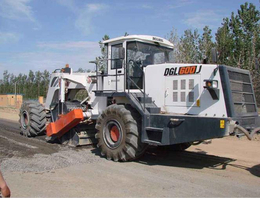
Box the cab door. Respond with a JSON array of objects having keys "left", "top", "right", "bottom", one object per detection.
[
  {"left": 103, "top": 43, "right": 125, "bottom": 92},
  {"left": 126, "top": 41, "right": 144, "bottom": 90}
]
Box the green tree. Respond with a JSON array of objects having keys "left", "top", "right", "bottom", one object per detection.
[
  {"left": 42, "top": 70, "right": 50, "bottom": 97},
  {"left": 216, "top": 17, "right": 234, "bottom": 65},
  {"left": 216, "top": 2, "right": 260, "bottom": 69},
  {"left": 216, "top": 2, "right": 260, "bottom": 104},
  {"left": 166, "top": 27, "right": 181, "bottom": 62},
  {"left": 0, "top": 70, "right": 50, "bottom": 100},
  {"left": 2, "top": 70, "right": 10, "bottom": 93},
  {"left": 199, "top": 26, "right": 215, "bottom": 63},
  {"left": 96, "top": 34, "right": 110, "bottom": 72},
  {"left": 35, "top": 71, "right": 42, "bottom": 97},
  {"left": 179, "top": 29, "right": 201, "bottom": 63}
]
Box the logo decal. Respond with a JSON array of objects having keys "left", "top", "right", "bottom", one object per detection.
[
  {"left": 164, "top": 65, "right": 202, "bottom": 76},
  {"left": 152, "top": 37, "right": 163, "bottom": 42}
]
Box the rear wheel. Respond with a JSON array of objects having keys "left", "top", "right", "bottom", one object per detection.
[
  {"left": 95, "top": 104, "right": 147, "bottom": 161},
  {"left": 19, "top": 101, "right": 46, "bottom": 137}
]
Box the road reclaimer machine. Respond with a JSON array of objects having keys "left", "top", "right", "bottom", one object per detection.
[{"left": 19, "top": 35, "right": 260, "bottom": 161}]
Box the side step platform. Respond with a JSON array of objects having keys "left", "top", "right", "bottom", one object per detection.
[
  {"left": 143, "top": 127, "right": 163, "bottom": 145},
  {"left": 129, "top": 93, "right": 161, "bottom": 114}
]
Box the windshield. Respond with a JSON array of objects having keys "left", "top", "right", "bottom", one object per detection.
[{"left": 127, "top": 41, "right": 174, "bottom": 67}]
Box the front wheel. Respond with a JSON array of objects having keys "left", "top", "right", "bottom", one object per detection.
[
  {"left": 95, "top": 104, "right": 147, "bottom": 161},
  {"left": 19, "top": 101, "right": 46, "bottom": 137}
]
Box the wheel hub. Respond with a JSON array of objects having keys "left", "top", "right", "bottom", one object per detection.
[
  {"left": 110, "top": 125, "right": 120, "bottom": 142},
  {"left": 103, "top": 120, "right": 123, "bottom": 149},
  {"left": 21, "top": 110, "right": 29, "bottom": 129}
]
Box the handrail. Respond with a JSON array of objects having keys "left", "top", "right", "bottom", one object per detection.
[
  {"left": 94, "top": 59, "right": 147, "bottom": 113},
  {"left": 127, "top": 77, "right": 146, "bottom": 111},
  {"left": 126, "top": 64, "right": 146, "bottom": 112},
  {"left": 95, "top": 73, "right": 124, "bottom": 92}
]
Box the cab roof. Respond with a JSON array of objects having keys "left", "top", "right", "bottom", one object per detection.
[{"left": 102, "top": 35, "right": 174, "bottom": 48}]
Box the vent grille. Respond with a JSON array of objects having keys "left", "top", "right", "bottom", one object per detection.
[
  {"left": 228, "top": 70, "right": 256, "bottom": 114},
  {"left": 181, "top": 92, "right": 185, "bottom": 102},
  {"left": 189, "top": 79, "right": 194, "bottom": 89},
  {"left": 173, "top": 92, "right": 178, "bottom": 102},
  {"left": 228, "top": 71, "right": 250, "bottom": 83},
  {"left": 173, "top": 80, "right": 178, "bottom": 90},
  {"left": 181, "top": 80, "right": 186, "bottom": 89},
  {"left": 230, "top": 82, "right": 252, "bottom": 93},
  {"left": 240, "top": 118, "right": 256, "bottom": 126},
  {"left": 188, "top": 92, "right": 194, "bottom": 102}
]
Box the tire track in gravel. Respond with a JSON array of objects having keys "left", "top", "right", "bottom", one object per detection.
[
  {"left": 0, "top": 118, "right": 102, "bottom": 173},
  {"left": 0, "top": 119, "right": 61, "bottom": 161}
]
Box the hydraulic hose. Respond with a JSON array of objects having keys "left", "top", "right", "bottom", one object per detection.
[
  {"left": 250, "top": 127, "right": 260, "bottom": 139},
  {"left": 234, "top": 125, "right": 260, "bottom": 140}
]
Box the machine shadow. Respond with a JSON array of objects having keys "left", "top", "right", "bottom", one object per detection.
[
  {"left": 90, "top": 146, "right": 235, "bottom": 170},
  {"left": 247, "top": 164, "right": 260, "bottom": 177},
  {"left": 137, "top": 147, "right": 235, "bottom": 170},
  {"left": 90, "top": 147, "right": 260, "bottom": 177}
]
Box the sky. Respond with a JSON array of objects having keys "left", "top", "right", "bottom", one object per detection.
[{"left": 0, "top": 0, "right": 259, "bottom": 78}]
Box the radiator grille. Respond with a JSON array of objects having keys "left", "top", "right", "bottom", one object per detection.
[
  {"left": 240, "top": 118, "right": 256, "bottom": 126},
  {"left": 228, "top": 71, "right": 251, "bottom": 83},
  {"left": 228, "top": 70, "right": 256, "bottom": 114}
]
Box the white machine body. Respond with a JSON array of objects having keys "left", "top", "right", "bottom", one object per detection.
[
  {"left": 45, "top": 71, "right": 107, "bottom": 119},
  {"left": 145, "top": 64, "right": 227, "bottom": 118},
  {"left": 45, "top": 35, "right": 257, "bottom": 126},
  {"left": 42, "top": 34, "right": 259, "bottom": 149}
]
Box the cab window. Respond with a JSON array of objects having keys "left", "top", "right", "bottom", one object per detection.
[{"left": 111, "top": 44, "right": 123, "bottom": 69}]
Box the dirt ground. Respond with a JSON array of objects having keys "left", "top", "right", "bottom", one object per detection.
[{"left": 0, "top": 106, "right": 260, "bottom": 197}]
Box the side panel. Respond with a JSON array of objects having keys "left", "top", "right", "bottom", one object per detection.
[
  {"left": 145, "top": 64, "right": 228, "bottom": 117},
  {"left": 143, "top": 114, "right": 229, "bottom": 145}
]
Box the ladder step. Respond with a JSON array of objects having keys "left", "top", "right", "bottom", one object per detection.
[
  {"left": 145, "top": 127, "right": 163, "bottom": 143},
  {"left": 137, "top": 96, "right": 152, "bottom": 103},
  {"left": 146, "top": 107, "right": 160, "bottom": 114}
]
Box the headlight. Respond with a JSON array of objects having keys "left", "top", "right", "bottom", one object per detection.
[
  {"left": 204, "top": 80, "right": 218, "bottom": 89},
  {"left": 203, "top": 80, "right": 219, "bottom": 100}
]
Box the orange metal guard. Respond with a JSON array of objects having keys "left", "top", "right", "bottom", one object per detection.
[{"left": 46, "top": 109, "right": 84, "bottom": 137}]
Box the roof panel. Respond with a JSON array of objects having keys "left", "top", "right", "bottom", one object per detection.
[{"left": 102, "top": 35, "right": 174, "bottom": 48}]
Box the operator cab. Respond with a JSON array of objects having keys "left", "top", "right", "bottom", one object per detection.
[{"left": 99, "top": 35, "right": 174, "bottom": 92}]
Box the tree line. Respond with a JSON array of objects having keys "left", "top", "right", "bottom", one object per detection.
[
  {"left": 0, "top": 2, "right": 259, "bottom": 103},
  {"left": 0, "top": 70, "right": 51, "bottom": 99},
  {"left": 167, "top": 2, "right": 260, "bottom": 104}
]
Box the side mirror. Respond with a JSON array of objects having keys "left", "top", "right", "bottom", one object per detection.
[{"left": 119, "top": 47, "right": 125, "bottom": 59}]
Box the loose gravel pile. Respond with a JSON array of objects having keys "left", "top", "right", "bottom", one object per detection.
[{"left": 1, "top": 147, "right": 103, "bottom": 172}]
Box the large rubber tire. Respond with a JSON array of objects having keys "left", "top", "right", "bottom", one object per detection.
[
  {"left": 19, "top": 101, "right": 46, "bottom": 137},
  {"left": 95, "top": 104, "right": 147, "bottom": 162},
  {"left": 166, "top": 142, "right": 191, "bottom": 151}
]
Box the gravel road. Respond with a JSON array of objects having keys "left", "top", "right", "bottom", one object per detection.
[{"left": 0, "top": 117, "right": 260, "bottom": 197}]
